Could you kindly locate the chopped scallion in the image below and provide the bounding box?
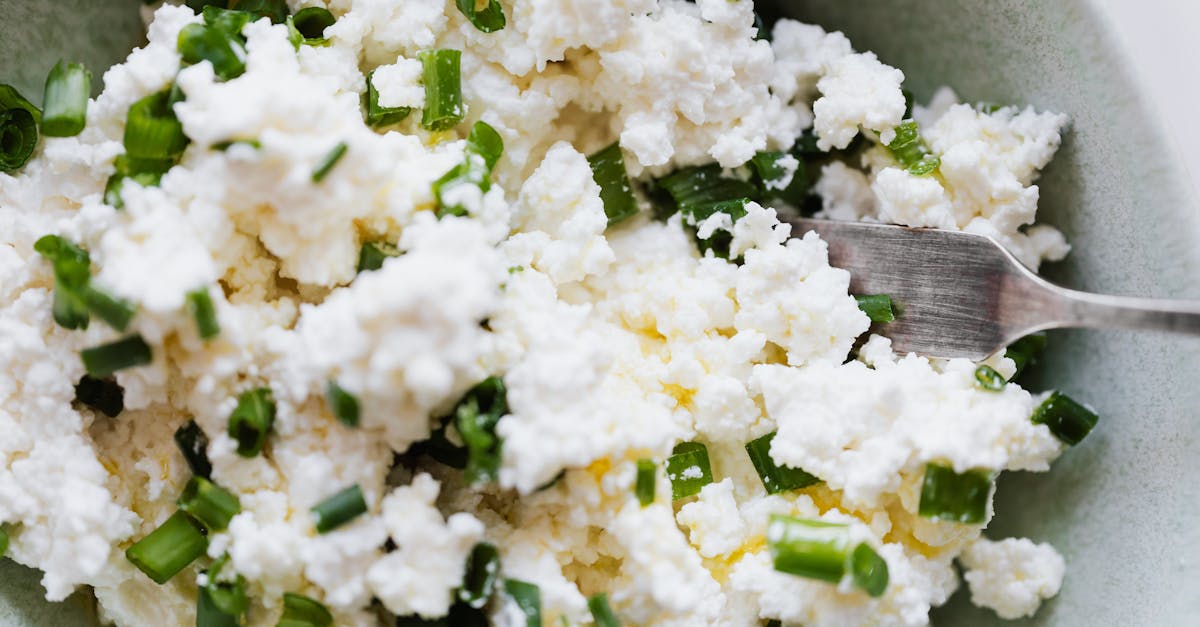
[634,458,656,506]
[81,335,153,378]
[175,420,213,479]
[279,592,333,627]
[886,120,939,176]
[455,0,506,33]
[40,61,91,137]
[0,528,7,557]
[973,365,1006,392]
[748,151,808,207]
[917,462,992,524]
[766,514,890,596]
[855,294,895,323]
[325,381,360,428]
[745,431,820,494]
[311,141,347,183]
[124,90,189,161]
[419,49,465,132]
[80,284,136,331]
[433,120,503,218]
[227,388,275,458]
[588,593,620,627]
[503,579,541,627]
[1031,391,1098,446]
[292,7,335,42]
[311,484,367,534]
[364,70,411,128]
[187,288,221,340]
[356,240,400,273]
[125,510,208,584]
[178,477,241,532]
[1005,332,1047,381]
[227,0,289,24]
[179,22,247,81]
[587,142,638,227]
[0,84,40,173]
[204,554,248,617]
[452,376,507,485]
[201,6,250,33]
[74,375,124,418]
[459,542,500,609]
[851,543,889,598]
[197,585,239,627]
[666,441,713,500]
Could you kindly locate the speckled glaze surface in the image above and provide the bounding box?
[2,1,1197,625]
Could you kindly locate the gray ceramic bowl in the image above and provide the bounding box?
[2,1,1198,625]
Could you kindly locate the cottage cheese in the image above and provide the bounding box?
[0,1,1075,625]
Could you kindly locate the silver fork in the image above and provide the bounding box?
[792,218,1200,360]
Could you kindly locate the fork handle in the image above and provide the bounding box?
[1029,281,1200,336]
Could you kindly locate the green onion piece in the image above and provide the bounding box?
[587,142,638,227]
[503,579,540,627]
[178,23,248,81]
[81,335,153,378]
[416,417,469,470]
[766,516,893,596]
[453,376,507,485]
[202,6,251,33]
[793,129,821,156]
[212,138,260,151]
[666,441,713,500]
[855,294,895,323]
[745,431,820,494]
[364,70,411,128]
[311,141,347,183]
[52,286,90,330]
[178,477,241,532]
[74,375,124,418]
[227,0,289,24]
[634,458,656,506]
[0,527,7,557]
[80,285,136,331]
[205,554,249,616]
[356,240,400,273]
[187,288,221,340]
[973,365,1006,392]
[124,90,189,161]
[1005,332,1047,381]
[851,543,889,598]
[311,484,367,534]
[917,462,992,524]
[455,0,506,33]
[587,593,620,627]
[175,420,213,479]
[228,388,275,458]
[197,585,239,627]
[1031,391,1099,446]
[753,11,769,41]
[902,89,915,119]
[886,120,940,177]
[325,381,360,428]
[0,84,41,173]
[105,154,174,209]
[40,61,91,138]
[125,510,208,584]
[655,164,758,220]
[459,542,501,609]
[278,592,333,627]
[419,49,465,132]
[292,7,335,42]
[748,151,809,207]
[433,121,503,218]
[34,234,92,329]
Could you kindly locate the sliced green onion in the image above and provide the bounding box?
[0,84,41,172]
[753,11,769,41]
[745,431,820,494]
[973,365,1006,392]
[188,288,221,340]
[356,240,400,273]
[452,376,507,485]
[503,579,540,627]
[587,593,620,627]
[74,375,124,418]
[886,120,939,177]
[311,141,347,183]
[175,420,213,479]
[766,514,889,595]
[654,164,759,258]
[434,121,503,218]
[855,294,895,323]
[34,234,93,329]
[917,462,992,524]
[204,554,248,617]
[211,138,260,151]
[364,70,411,128]
[325,380,360,428]
[1031,391,1099,446]
[1005,332,1047,381]
[279,592,333,627]
[749,151,809,207]
[902,89,915,119]
[587,142,638,227]
[178,23,247,81]
[455,0,506,33]
[40,61,91,138]
[459,542,500,609]
[81,335,153,378]
[634,458,656,506]
[80,285,136,331]
[228,388,275,458]
[197,585,239,627]
[311,484,367,534]
[105,154,174,209]
[416,417,469,470]
[666,441,713,500]
[419,49,465,132]
[52,286,90,330]
[0,528,7,557]
[227,0,289,24]
[125,510,208,584]
[201,6,250,33]
[178,476,241,532]
[292,7,335,42]
[124,90,189,161]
